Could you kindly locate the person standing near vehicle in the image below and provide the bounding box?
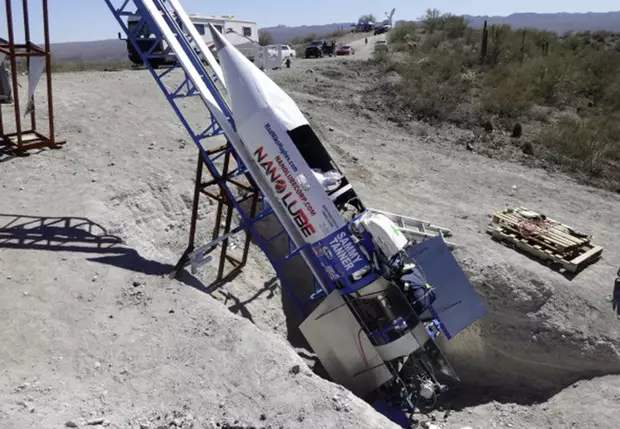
[613,268,620,319]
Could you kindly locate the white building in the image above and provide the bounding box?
[125,13,259,65]
[181,14,258,46]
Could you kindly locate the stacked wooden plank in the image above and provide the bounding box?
[487,207,603,273]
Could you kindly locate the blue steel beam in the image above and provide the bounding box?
[103,0,327,313]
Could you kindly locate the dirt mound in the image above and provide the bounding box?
[441,256,620,402]
[441,375,620,429]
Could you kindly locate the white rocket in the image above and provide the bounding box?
[208,24,411,288]
[209,24,349,242]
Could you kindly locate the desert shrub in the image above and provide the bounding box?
[574,48,620,106]
[391,52,472,121]
[482,64,533,118]
[420,32,447,52]
[372,49,393,66]
[370,12,620,182]
[524,53,571,103]
[420,8,442,35]
[389,22,418,44]
[484,24,536,66]
[591,30,609,43]
[259,31,274,46]
[564,34,585,51]
[536,115,620,176]
[464,27,481,47]
[442,15,468,39]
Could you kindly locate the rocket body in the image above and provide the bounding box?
[209,24,373,287]
[211,26,346,242]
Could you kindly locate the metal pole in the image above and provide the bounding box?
[5,0,23,149]
[217,150,234,280]
[42,0,55,145]
[187,151,204,250]
[22,0,36,132]
[0,103,4,138]
[241,189,259,265]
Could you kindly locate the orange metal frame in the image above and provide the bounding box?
[0,0,65,153]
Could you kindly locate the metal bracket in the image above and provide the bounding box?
[367,207,456,249]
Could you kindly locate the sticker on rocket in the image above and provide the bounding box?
[239,108,346,243]
[314,226,371,281]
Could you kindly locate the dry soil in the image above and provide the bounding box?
[1,33,619,429]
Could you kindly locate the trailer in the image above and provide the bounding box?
[121,12,258,67]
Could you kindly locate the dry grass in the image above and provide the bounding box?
[371,14,620,185]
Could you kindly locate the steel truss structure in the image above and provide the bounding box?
[0,0,65,153]
[104,0,324,314]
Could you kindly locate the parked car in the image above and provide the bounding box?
[281,44,296,58]
[374,25,390,35]
[374,40,388,53]
[305,40,325,58]
[336,45,355,56]
[267,44,296,59]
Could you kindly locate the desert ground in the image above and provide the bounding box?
[1,32,620,429]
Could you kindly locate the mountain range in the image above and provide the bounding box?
[45,11,620,63]
[462,11,620,34]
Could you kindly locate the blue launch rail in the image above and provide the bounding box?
[103,0,325,312]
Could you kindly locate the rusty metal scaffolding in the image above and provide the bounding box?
[0,0,65,153]
[171,146,261,290]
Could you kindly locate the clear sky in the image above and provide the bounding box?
[0,0,618,43]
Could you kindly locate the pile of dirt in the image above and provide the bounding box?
[441,375,620,429]
[445,259,620,389]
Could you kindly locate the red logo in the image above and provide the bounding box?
[275,178,286,193]
[254,145,316,238]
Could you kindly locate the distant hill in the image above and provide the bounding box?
[47,11,620,63]
[51,39,127,63]
[259,12,620,44]
[463,11,620,34]
[258,23,354,44]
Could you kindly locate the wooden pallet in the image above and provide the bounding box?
[487,208,603,273]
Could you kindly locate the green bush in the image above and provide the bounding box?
[536,115,620,176]
[482,65,533,118]
[371,12,620,182]
[389,22,418,44]
[420,9,442,35]
[389,52,472,121]
[442,15,468,39]
[575,48,620,106]
[525,53,570,102]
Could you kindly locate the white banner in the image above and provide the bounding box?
[0,53,11,104]
[24,56,46,117]
[239,107,346,243]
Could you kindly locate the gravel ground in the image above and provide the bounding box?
[1,39,619,429]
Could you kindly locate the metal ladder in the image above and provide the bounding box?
[103,0,329,312]
[368,207,456,249]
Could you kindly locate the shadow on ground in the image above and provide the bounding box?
[0,213,204,291]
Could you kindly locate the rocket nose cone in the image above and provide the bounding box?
[208,23,227,52]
